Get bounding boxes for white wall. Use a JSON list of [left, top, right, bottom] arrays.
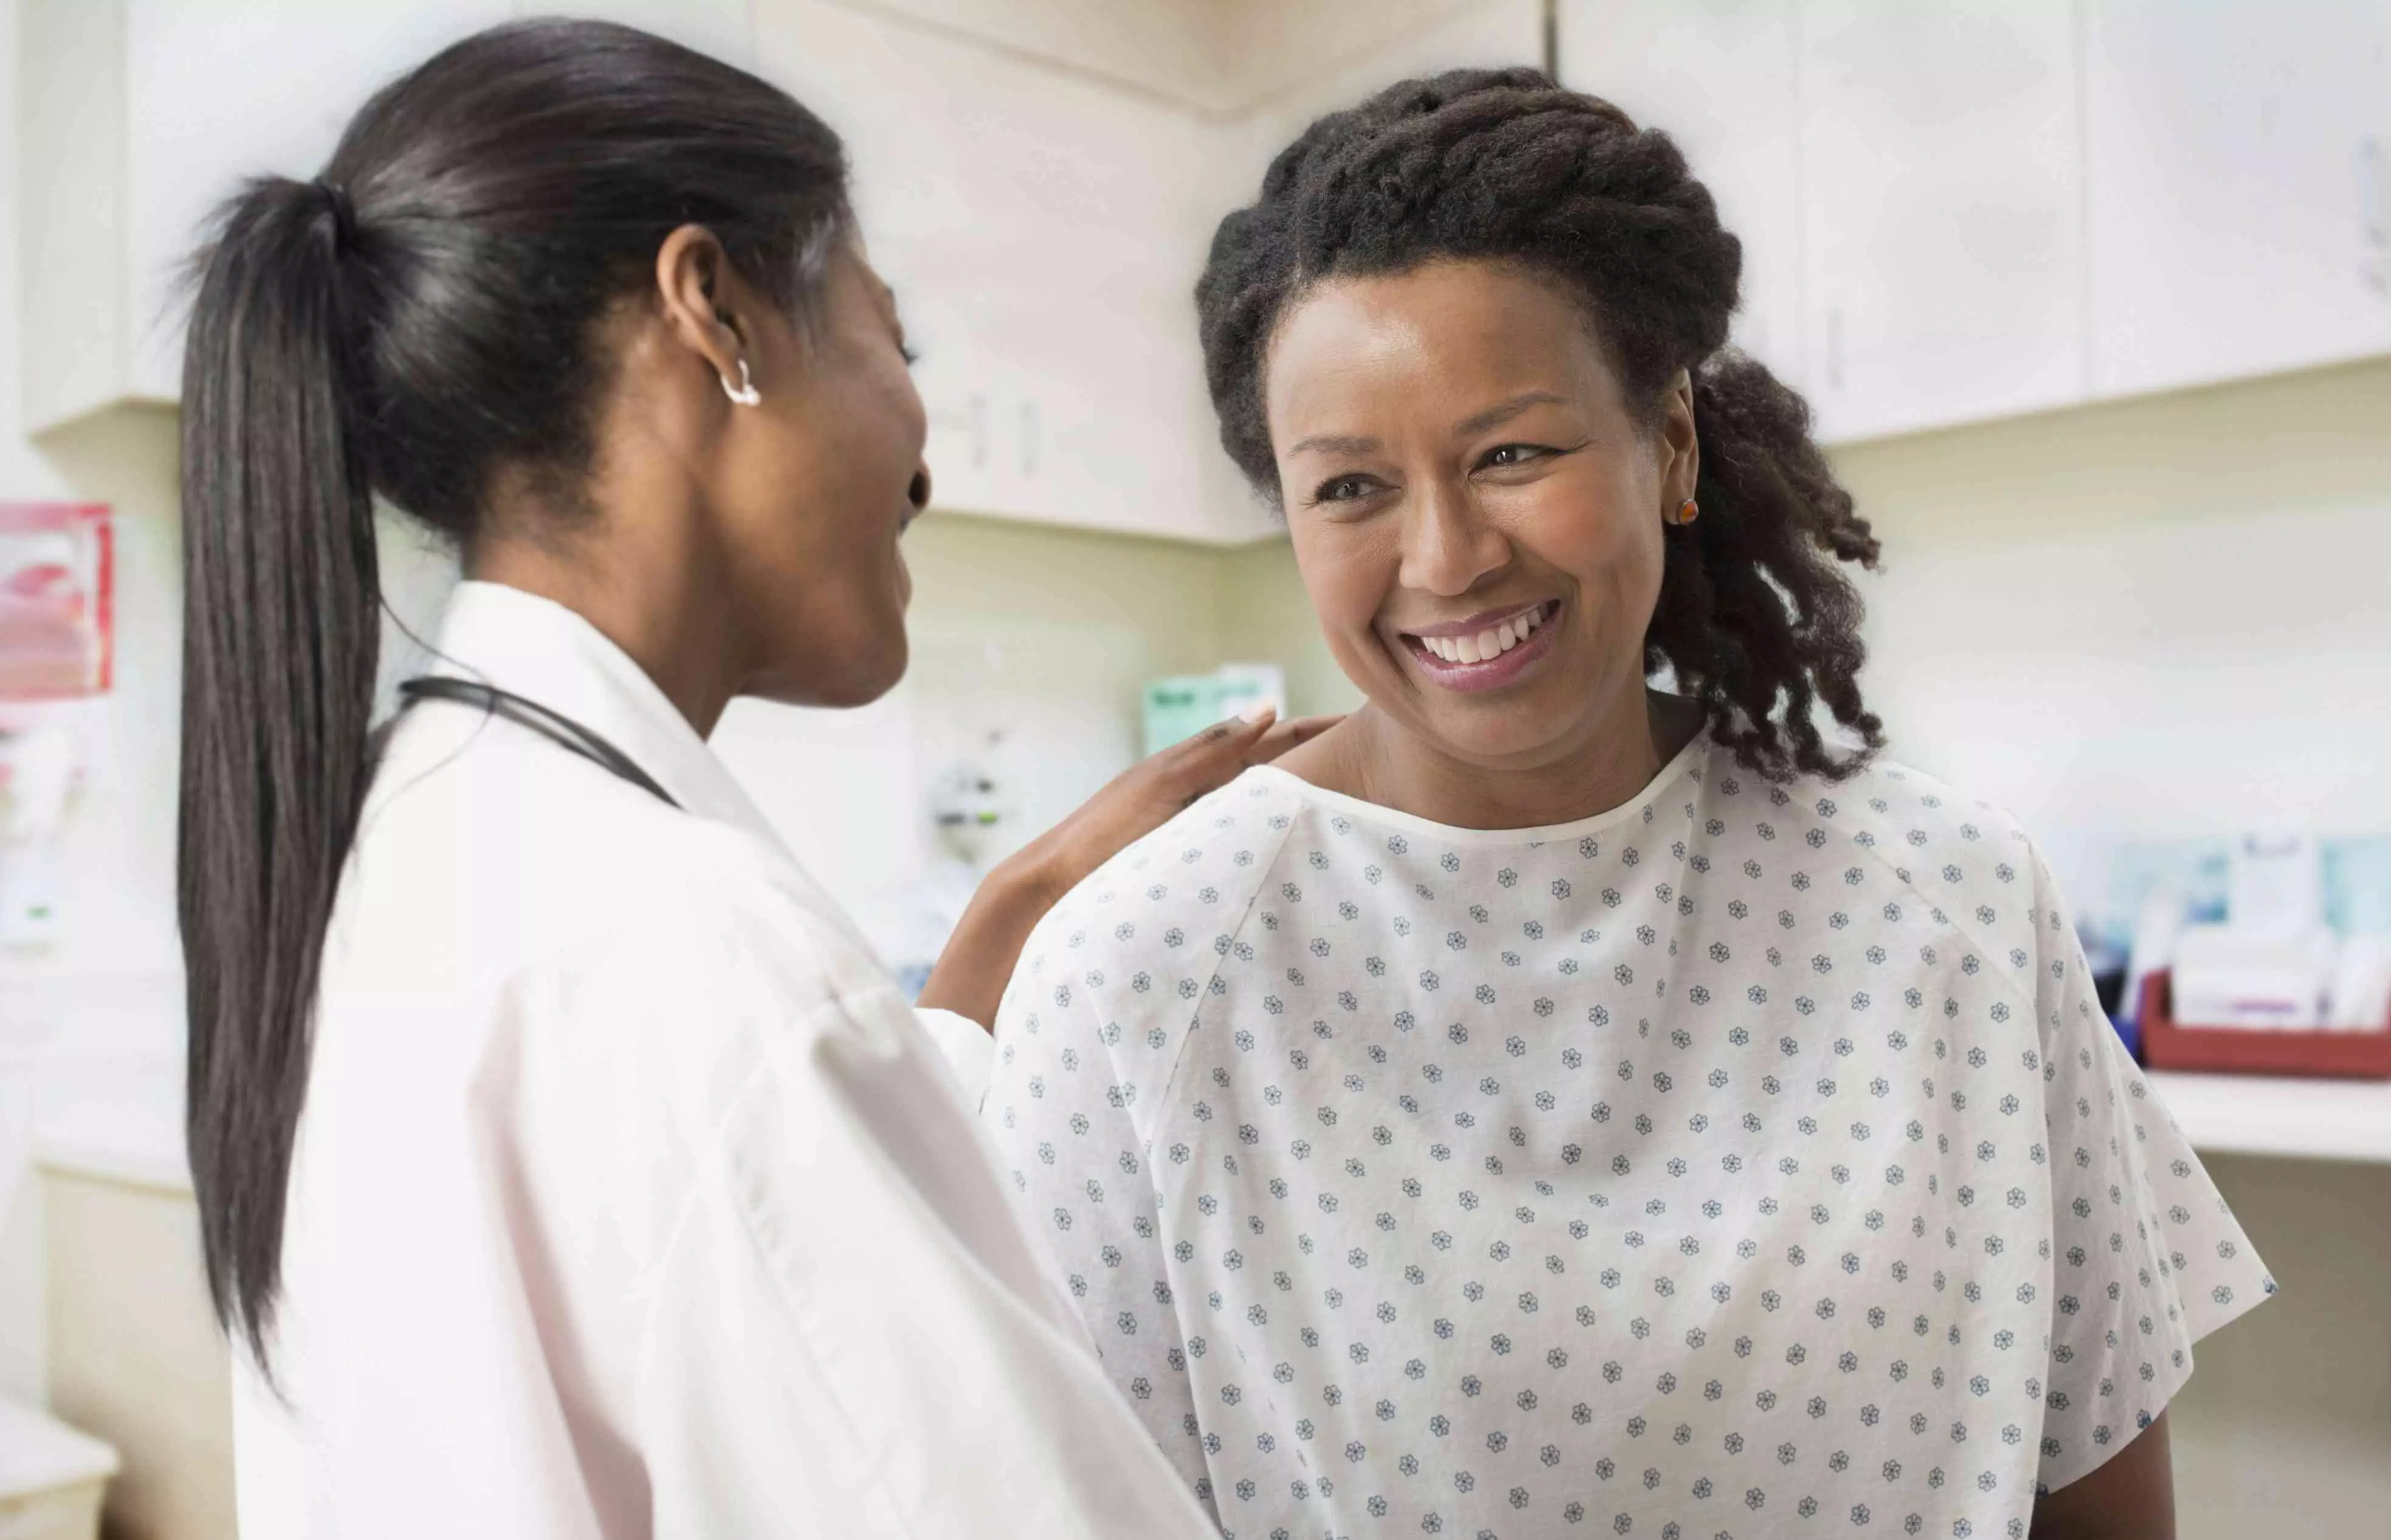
[[1840, 356, 2391, 907]]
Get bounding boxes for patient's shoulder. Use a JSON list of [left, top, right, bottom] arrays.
[[1000, 769, 1306, 1039]]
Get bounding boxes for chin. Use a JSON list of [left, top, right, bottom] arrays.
[[755, 632, 909, 711], [826, 640, 910, 708], [1390, 665, 1623, 768]]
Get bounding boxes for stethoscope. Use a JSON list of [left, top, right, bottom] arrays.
[[395, 676, 680, 808]]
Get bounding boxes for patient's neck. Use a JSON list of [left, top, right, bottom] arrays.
[[1287, 689, 1704, 833]]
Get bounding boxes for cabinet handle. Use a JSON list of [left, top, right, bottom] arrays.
[[2361, 135, 2388, 296]]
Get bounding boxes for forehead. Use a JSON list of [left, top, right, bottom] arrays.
[[1261, 261, 1619, 431]]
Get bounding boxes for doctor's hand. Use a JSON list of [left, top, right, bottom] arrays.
[[1027, 707, 1342, 901], [917, 709, 1341, 1031]]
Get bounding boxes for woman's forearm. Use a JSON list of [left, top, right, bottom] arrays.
[[2029, 1412, 2175, 1540], [914, 842, 1070, 1030]]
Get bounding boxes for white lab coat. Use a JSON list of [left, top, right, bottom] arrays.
[[231, 580, 1212, 1540]]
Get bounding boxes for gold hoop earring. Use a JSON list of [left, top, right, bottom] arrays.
[[721, 358, 760, 407], [1671, 498, 1700, 526]]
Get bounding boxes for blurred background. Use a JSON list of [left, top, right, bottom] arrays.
[[0, 2, 2385, 1536]]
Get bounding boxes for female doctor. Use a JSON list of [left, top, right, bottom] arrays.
[[177, 18, 1322, 1538]]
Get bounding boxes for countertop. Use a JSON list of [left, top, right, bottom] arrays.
[[21, 1064, 2390, 1202]]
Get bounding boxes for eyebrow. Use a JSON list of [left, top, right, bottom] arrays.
[[1285, 431, 1381, 459], [1284, 390, 1570, 459], [1453, 390, 1567, 438]]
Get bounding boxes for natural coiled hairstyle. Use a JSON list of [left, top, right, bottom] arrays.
[[177, 18, 850, 1371], [1196, 67, 1884, 783]]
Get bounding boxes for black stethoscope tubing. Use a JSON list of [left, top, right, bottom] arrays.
[[395, 676, 681, 810]]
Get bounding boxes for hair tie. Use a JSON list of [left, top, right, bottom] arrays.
[[315, 179, 361, 252]]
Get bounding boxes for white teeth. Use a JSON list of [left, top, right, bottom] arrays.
[[1417, 611, 1553, 666]]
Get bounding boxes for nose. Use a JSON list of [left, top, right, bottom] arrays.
[[1396, 476, 1511, 598]]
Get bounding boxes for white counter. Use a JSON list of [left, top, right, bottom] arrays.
[[15, 1059, 2390, 1196], [2147, 1068, 2391, 1165]]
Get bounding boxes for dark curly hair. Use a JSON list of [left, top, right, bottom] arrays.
[[1196, 67, 1884, 783]]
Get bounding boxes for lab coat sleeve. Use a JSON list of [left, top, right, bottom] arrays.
[[568, 899, 1217, 1540], [914, 1005, 997, 1109]]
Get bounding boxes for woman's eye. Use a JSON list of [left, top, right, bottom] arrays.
[[1313, 475, 1375, 504], [1482, 443, 1549, 469]]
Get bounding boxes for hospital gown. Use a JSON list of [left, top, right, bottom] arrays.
[[983, 732, 2271, 1540]]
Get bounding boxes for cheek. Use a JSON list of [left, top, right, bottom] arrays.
[[1289, 522, 1397, 642], [1519, 466, 1665, 613]]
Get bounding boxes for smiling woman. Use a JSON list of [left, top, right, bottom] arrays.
[[982, 68, 2266, 1540], [1198, 73, 1885, 803]]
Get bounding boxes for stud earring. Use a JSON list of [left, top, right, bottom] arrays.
[[721, 358, 760, 407], [1671, 498, 1700, 526]]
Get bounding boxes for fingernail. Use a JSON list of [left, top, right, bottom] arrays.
[[1237, 703, 1276, 724]]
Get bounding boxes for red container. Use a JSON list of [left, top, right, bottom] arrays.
[[2139, 969, 2391, 1079]]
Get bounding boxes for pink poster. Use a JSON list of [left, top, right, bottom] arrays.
[[0, 502, 112, 700]]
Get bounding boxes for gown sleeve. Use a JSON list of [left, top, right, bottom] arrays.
[[2026, 847, 2276, 1493], [979, 911, 1222, 1521]]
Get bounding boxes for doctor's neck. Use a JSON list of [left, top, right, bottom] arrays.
[[469, 463, 750, 738]]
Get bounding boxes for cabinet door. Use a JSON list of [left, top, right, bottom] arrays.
[[124, 0, 517, 400], [1556, 0, 1805, 393], [2085, 0, 2391, 397], [756, 0, 1233, 541], [1797, 0, 2087, 442]]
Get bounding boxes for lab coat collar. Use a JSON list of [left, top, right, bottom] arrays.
[[425, 580, 791, 855]]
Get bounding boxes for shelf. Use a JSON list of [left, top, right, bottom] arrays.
[[2145, 1068, 2391, 1166]]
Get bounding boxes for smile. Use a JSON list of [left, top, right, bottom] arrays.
[[1398, 600, 1561, 693]]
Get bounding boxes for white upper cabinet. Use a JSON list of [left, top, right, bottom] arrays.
[[19, 1, 740, 433], [23, 0, 2389, 515], [1797, 0, 2087, 443], [20, 0, 518, 429], [757, 0, 1257, 542], [2083, 0, 2391, 398], [1555, 0, 1805, 393]]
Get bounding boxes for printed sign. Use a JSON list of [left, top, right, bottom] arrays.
[[0, 503, 112, 700]]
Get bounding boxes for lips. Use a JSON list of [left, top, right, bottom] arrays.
[[1397, 600, 1561, 694]]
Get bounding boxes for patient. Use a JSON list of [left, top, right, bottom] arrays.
[[984, 69, 2268, 1540]]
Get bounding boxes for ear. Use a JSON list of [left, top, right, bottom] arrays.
[[653, 224, 751, 392], [1657, 366, 1700, 507]]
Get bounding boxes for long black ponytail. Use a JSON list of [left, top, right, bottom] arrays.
[[177, 19, 851, 1368]]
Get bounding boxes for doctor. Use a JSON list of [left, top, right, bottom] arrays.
[[176, 18, 1322, 1538]]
